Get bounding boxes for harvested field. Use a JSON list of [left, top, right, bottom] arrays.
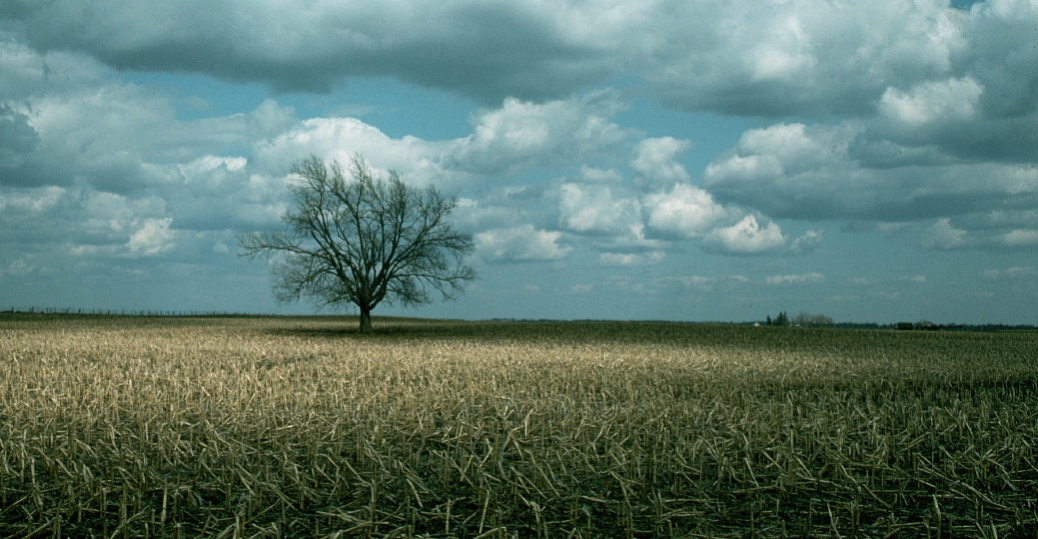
[[1, 315, 1036, 538]]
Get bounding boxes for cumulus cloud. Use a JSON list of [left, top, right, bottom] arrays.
[[5, 1, 622, 103], [766, 272, 825, 285], [704, 215, 786, 254], [570, 284, 593, 294], [982, 266, 1034, 280], [253, 115, 458, 188], [0, 36, 111, 99], [684, 1, 1038, 245], [596, 251, 664, 267], [704, 121, 1038, 228], [448, 91, 631, 175], [75, 191, 178, 257], [0, 106, 39, 168], [630, 137, 691, 190], [575, 165, 624, 184], [0, 185, 64, 215], [9, 0, 1031, 123], [643, 183, 727, 239], [920, 218, 967, 250], [790, 229, 824, 254], [7, 1, 1037, 251], [879, 77, 983, 125], [666, 275, 718, 290], [962, 0, 1038, 119], [643, 0, 973, 117], [475, 225, 570, 262], [0, 183, 178, 262], [126, 217, 176, 256], [251, 91, 633, 190], [1001, 229, 1038, 247], [1, 257, 35, 278], [5, 68, 295, 192], [557, 182, 641, 235]]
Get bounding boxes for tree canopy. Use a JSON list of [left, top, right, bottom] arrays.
[[239, 155, 476, 333]]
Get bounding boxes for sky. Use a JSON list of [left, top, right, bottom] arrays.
[[1, 0, 1036, 325]]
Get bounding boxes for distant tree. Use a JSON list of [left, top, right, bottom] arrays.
[[766, 315, 773, 326], [794, 312, 833, 327], [239, 155, 476, 334]]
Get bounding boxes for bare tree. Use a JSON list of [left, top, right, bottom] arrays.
[[239, 155, 476, 333]]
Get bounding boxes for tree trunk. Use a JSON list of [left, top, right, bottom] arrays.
[[359, 308, 373, 334]]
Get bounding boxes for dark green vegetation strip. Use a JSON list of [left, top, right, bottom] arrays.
[[1, 317, 1036, 537]]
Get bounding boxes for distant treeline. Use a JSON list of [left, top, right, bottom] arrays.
[[0, 307, 271, 318], [3, 307, 1036, 331], [759, 310, 1037, 332], [769, 321, 1038, 332], [885, 322, 1038, 332]]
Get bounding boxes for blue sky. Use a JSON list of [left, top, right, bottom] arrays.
[[1, 0, 1036, 324]]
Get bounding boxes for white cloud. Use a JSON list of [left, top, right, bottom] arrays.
[[0, 182, 186, 263], [657, 274, 750, 294], [224, 174, 289, 228], [7, 0, 1008, 119], [571, 284, 593, 294], [766, 272, 825, 285], [734, 122, 847, 174], [557, 182, 641, 235], [127, 217, 176, 256], [982, 266, 1034, 280], [703, 123, 852, 217], [880, 77, 983, 125], [630, 137, 691, 190], [704, 153, 783, 185], [705, 215, 786, 254], [596, 251, 664, 267], [253, 115, 458, 189], [0, 106, 39, 168], [704, 120, 1038, 231], [252, 92, 633, 192], [643, 183, 726, 239], [9, 0, 632, 102], [668, 275, 716, 290], [644, 0, 971, 116], [0, 38, 110, 99], [963, 0, 1038, 119], [179, 155, 247, 179], [3, 258, 35, 277], [83, 191, 167, 233], [449, 92, 631, 175], [790, 230, 824, 254], [575, 165, 623, 184], [746, 14, 815, 83], [4, 58, 297, 195], [0, 186, 64, 215], [920, 218, 966, 250], [6, 0, 1037, 251], [1001, 229, 1038, 247], [475, 225, 570, 262]]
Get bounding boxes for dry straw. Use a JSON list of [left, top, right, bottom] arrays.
[[1, 315, 1036, 537]]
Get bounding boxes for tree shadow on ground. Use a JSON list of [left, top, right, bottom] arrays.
[[259, 317, 737, 346], [261, 317, 508, 340]]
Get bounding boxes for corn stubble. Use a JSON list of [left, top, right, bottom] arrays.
[[1, 316, 1035, 538]]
